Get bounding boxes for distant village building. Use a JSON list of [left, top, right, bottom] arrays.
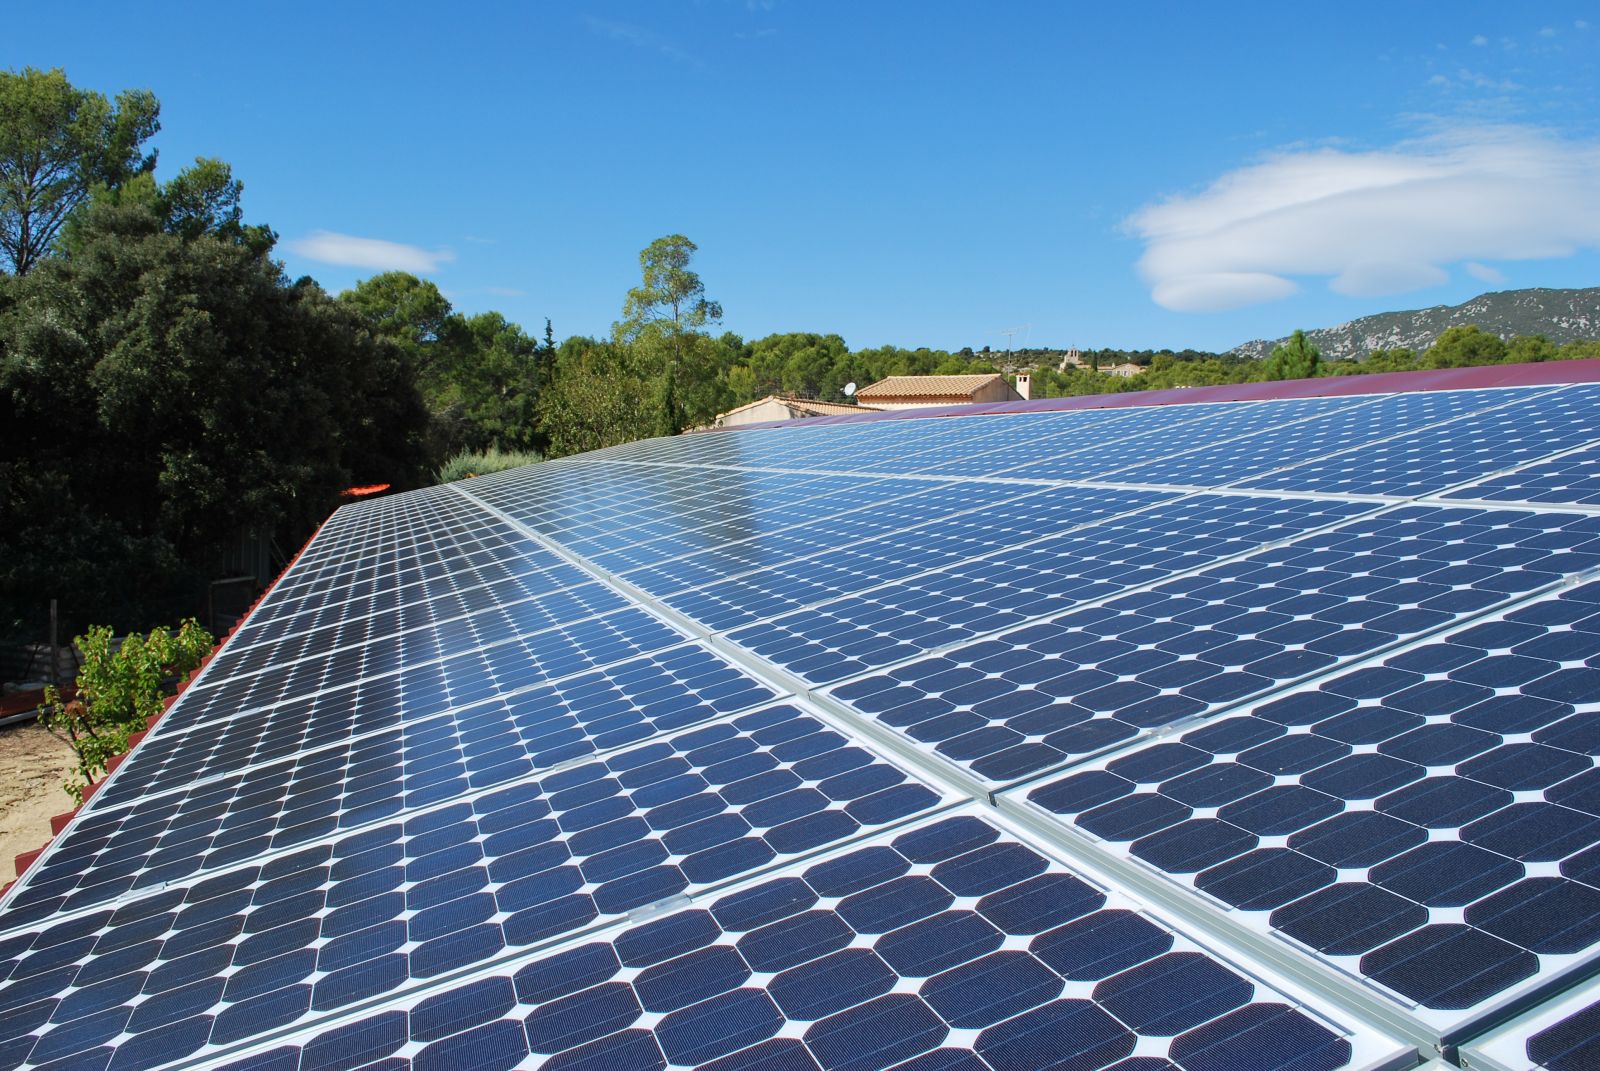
[[1058, 348, 1141, 378], [855, 373, 1026, 410], [711, 395, 879, 428]]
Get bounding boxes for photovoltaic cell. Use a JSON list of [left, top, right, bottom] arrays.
[[730, 493, 1377, 688], [1464, 983, 1600, 1071], [8, 373, 1600, 1071], [195, 814, 1406, 1071], [1445, 440, 1600, 508], [828, 505, 1600, 785], [1015, 579, 1600, 1038], [3, 644, 779, 927], [0, 707, 947, 1071], [1239, 384, 1600, 497], [1107, 387, 1524, 488]]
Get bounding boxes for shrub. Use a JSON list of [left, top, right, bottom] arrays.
[[434, 446, 542, 484], [41, 618, 213, 801]]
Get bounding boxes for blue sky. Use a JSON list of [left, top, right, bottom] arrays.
[[10, 2, 1600, 351]]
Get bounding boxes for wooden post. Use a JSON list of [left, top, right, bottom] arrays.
[[48, 599, 59, 687]]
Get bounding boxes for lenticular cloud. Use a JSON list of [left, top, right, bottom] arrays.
[[1126, 124, 1600, 312]]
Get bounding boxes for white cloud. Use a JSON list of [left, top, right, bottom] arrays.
[[1465, 261, 1507, 284], [1126, 124, 1600, 312], [1471, 34, 1488, 45], [286, 231, 454, 273], [1540, 26, 1557, 37]]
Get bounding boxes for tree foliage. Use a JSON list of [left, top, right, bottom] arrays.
[[41, 618, 212, 801], [0, 166, 427, 633], [1264, 329, 1321, 381], [0, 67, 160, 275]]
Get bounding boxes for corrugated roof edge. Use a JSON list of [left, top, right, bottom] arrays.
[[718, 358, 1600, 432]]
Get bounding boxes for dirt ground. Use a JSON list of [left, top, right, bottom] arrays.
[[0, 720, 78, 876]]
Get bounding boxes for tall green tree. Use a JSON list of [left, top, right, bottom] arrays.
[[1425, 325, 1508, 368], [0, 170, 425, 632], [0, 67, 160, 275], [1263, 329, 1321, 381], [614, 234, 723, 436]]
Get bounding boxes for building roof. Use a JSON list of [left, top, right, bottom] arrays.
[[726, 357, 1600, 431], [717, 395, 876, 421], [855, 373, 1009, 399]]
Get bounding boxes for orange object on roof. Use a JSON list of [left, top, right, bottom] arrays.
[[341, 484, 392, 498]]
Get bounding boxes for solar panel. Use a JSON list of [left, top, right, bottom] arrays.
[[1463, 983, 1600, 1070], [1009, 579, 1600, 1042], [191, 814, 1407, 1071], [5, 366, 1600, 1070]]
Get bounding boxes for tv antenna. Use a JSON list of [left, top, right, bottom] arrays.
[[999, 324, 1033, 353]]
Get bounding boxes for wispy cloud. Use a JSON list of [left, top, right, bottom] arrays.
[[1126, 123, 1600, 312], [585, 16, 701, 68], [463, 235, 498, 246], [1465, 261, 1507, 284], [486, 286, 526, 298], [1471, 34, 1488, 46], [286, 231, 454, 273]]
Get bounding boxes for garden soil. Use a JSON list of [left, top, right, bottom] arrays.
[[0, 720, 77, 877]]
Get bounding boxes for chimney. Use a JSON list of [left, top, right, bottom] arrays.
[[1015, 372, 1031, 401]]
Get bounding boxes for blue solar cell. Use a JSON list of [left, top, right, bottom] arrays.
[[1240, 384, 1600, 496], [195, 815, 1400, 1071], [0, 708, 944, 1069], [2, 645, 779, 925], [1016, 578, 1600, 1038], [831, 505, 1600, 785]]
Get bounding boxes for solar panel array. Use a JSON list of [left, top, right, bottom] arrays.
[[3, 372, 1600, 1071]]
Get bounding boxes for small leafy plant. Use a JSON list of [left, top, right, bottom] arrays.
[[435, 446, 541, 485], [41, 619, 213, 802]]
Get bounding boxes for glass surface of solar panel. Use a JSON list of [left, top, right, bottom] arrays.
[[1445, 440, 1600, 508], [189, 814, 1406, 1071], [4, 644, 780, 927], [10, 374, 1600, 1071], [729, 492, 1379, 688], [822, 504, 1600, 785], [1012, 578, 1600, 1039], [1239, 384, 1600, 497], [0, 707, 949, 1071], [1107, 387, 1525, 488], [1463, 983, 1600, 1071]]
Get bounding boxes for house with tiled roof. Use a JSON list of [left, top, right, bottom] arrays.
[[854, 372, 1026, 409], [710, 394, 880, 428]]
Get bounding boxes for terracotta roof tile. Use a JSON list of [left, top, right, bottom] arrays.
[[855, 373, 1008, 399]]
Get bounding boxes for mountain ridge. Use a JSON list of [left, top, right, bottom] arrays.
[[1231, 287, 1600, 360]]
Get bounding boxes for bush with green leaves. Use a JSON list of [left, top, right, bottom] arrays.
[[40, 618, 213, 801], [434, 447, 541, 484]]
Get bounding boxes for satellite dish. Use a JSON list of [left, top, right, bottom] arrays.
[[843, 382, 857, 397]]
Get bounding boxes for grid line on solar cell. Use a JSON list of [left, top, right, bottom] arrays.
[[168, 594, 676, 739], [643, 485, 1184, 625], [1009, 577, 1600, 1039], [1462, 979, 1600, 1071], [994, 396, 1378, 484], [1239, 385, 1600, 498], [177, 812, 1406, 1071], [1440, 435, 1600, 512], [714, 493, 1381, 681], [2, 643, 782, 929], [822, 504, 1600, 787], [0, 706, 955, 1071], [1100, 387, 1537, 490]]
